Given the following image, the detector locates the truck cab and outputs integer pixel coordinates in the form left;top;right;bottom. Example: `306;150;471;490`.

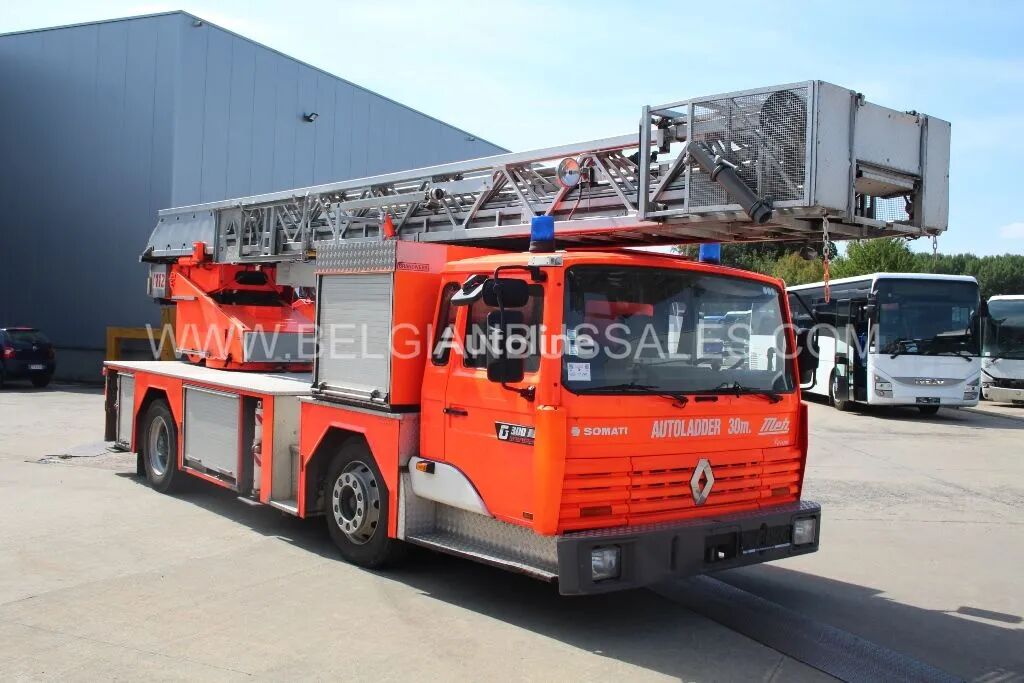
406;248;818;591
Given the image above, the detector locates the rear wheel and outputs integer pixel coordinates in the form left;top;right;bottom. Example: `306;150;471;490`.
323;440;406;568
917;405;941;416
830;372;853;412
141;400;185;493
31;374;51;388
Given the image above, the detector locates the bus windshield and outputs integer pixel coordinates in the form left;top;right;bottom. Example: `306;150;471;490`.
563;266;794;395
875;279;980;357
984;299;1024;360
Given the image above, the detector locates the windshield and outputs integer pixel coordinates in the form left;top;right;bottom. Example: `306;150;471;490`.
876;280;979;357
984;299;1024;360
563;266;794;395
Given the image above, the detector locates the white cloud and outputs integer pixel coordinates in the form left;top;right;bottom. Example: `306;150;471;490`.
999;222;1024;239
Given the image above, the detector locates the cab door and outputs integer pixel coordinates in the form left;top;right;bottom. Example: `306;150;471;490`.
831;298;858;403
419;281;461;461
441;278;543;525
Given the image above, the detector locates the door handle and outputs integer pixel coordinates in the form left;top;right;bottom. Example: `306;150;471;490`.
443;406;469;417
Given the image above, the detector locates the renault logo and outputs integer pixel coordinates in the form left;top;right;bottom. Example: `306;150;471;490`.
690;458;715;505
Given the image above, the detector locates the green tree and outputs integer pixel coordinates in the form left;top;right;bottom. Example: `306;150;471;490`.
672;239;1024;299
973;255;1024;299
772;252;824;285
831;238;917;278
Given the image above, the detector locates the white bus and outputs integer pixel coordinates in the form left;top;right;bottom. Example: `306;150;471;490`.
788;273;981;415
981;295;1024;404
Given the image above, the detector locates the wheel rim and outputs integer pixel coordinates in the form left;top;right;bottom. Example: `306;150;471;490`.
147;415;170;477
331;460;381;545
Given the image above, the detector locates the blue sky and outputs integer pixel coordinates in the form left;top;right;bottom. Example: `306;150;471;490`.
4;1;1022;255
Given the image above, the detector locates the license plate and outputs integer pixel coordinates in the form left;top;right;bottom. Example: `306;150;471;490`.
916;397;940;404
29;364;45;371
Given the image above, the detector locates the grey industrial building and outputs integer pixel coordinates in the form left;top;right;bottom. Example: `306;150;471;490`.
0;11;504;380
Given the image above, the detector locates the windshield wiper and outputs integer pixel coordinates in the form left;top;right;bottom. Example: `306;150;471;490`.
888;338;917;359
582;382;689;408
704;381;783;403
583;382;658;394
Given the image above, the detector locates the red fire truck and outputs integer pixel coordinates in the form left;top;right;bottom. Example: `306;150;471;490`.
105;81;949;593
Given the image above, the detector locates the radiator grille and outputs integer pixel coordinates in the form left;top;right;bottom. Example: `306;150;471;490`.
559;449;803;531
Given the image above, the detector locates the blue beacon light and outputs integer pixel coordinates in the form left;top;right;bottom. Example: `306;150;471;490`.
698;243;721;264
529;215;556;253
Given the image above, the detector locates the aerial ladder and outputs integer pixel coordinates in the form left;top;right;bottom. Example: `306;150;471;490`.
106;81;950;594
142;80;949;370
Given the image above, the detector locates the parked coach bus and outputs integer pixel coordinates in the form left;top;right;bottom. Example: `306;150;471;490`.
787;273;981;415
982;295;1024;404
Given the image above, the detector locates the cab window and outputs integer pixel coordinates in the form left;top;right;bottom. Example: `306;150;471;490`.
431;283;460;366
464;283;544;372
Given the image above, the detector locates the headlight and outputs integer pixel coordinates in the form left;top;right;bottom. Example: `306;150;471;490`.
873;374;892;392
591;546;621;581
793;517;817;546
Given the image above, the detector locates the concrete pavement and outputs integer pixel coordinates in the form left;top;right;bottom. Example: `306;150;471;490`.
0;383;1021;680
0;384;824;681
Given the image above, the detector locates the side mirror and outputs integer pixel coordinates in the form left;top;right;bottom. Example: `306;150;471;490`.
483;278;530;308
796;328;819;386
863;302;878;323
451;274;488;306
486;309;526;384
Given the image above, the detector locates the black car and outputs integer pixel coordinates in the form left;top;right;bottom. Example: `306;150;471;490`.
0;327;56;388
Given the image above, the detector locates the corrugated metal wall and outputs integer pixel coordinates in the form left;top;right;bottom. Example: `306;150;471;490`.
0;12;504;379
169;14;498;205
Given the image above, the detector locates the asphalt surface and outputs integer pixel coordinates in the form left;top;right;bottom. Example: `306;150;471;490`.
0;382;1021;681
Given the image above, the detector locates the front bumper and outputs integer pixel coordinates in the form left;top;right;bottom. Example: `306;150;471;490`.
557;501;821;595
987;385;1024;403
870;393;977;407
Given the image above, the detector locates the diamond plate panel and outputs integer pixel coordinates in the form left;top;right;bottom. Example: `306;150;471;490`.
404;500;558;576
433;506;558;572
315;240;397;274
397;473;437;539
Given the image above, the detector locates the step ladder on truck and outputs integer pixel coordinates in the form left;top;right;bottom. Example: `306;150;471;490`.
105;81;950;594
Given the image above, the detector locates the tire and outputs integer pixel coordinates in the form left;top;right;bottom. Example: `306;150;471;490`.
140;399;185;493
830;372;853;412
323;439;406;568
31;374;51;388
917;405;940;416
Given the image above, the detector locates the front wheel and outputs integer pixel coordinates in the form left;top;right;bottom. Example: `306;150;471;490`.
917;405;941;416
830;372;853;412
324;440;406;568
